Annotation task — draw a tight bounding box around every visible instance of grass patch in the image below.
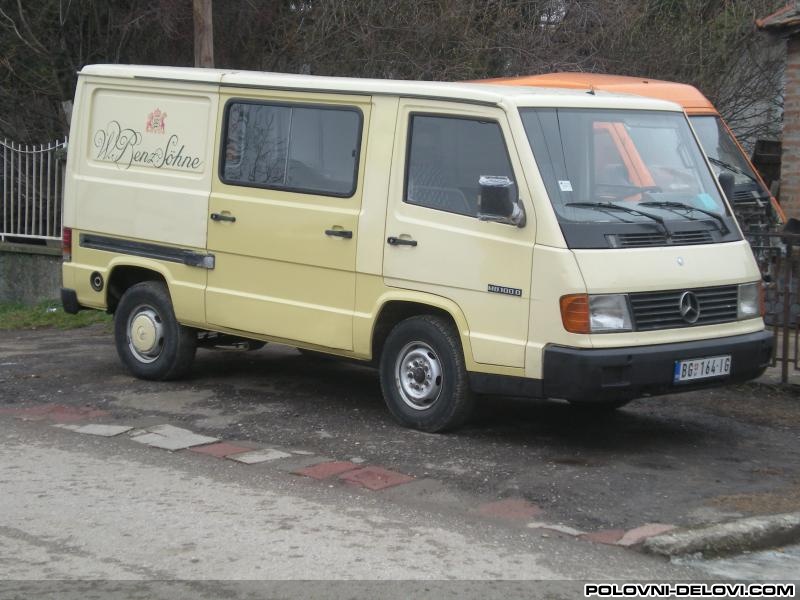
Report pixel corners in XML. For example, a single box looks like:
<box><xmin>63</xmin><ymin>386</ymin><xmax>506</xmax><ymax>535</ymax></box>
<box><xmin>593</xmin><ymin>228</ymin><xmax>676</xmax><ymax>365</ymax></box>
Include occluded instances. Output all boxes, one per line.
<box><xmin>0</xmin><ymin>300</ymin><xmax>111</xmax><ymax>330</ymax></box>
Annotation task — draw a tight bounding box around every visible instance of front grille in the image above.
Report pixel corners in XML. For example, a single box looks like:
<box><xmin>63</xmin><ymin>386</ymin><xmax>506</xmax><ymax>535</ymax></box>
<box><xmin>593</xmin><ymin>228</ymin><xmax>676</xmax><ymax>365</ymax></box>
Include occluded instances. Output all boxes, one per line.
<box><xmin>629</xmin><ymin>285</ymin><xmax>739</xmax><ymax>331</ymax></box>
<box><xmin>614</xmin><ymin>230</ymin><xmax>713</xmax><ymax>248</ymax></box>
<box><xmin>614</xmin><ymin>232</ymin><xmax>664</xmax><ymax>247</ymax></box>
<box><xmin>672</xmin><ymin>230</ymin><xmax>714</xmax><ymax>245</ymax></box>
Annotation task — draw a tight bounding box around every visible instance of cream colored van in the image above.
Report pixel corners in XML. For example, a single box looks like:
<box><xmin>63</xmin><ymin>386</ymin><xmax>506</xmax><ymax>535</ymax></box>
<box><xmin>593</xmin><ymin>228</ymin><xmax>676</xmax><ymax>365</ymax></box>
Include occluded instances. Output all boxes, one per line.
<box><xmin>62</xmin><ymin>65</ymin><xmax>773</xmax><ymax>431</ymax></box>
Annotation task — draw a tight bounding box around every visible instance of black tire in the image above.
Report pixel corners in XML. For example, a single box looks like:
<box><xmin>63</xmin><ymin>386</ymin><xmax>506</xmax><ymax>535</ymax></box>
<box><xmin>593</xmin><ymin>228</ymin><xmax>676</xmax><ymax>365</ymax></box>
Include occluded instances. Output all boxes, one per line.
<box><xmin>379</xmin><ymin>315</ymin><xmax>475</xmax><ymax>432</ymax></box>
<box><xmin>114</xmin><ymin>281</ymin><xmax>196</xmax><ymax>380</ymax></box>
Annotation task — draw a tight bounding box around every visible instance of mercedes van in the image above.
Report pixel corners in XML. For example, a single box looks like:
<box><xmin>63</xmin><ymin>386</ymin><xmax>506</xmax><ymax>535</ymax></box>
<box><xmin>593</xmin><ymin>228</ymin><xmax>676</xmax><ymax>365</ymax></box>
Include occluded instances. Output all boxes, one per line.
<box><xmin>61</xmin><ymin>65</ymin><xmax>772</xmax><ymax>431</ymax></box>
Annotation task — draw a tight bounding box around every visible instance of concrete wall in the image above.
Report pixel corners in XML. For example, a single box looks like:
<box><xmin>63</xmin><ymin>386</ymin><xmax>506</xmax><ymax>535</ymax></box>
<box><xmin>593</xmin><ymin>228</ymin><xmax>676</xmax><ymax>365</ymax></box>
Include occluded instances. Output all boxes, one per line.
<box><xmin>0</xmin><ymin>243</ymin><xmax>62</xmax><ymax>304</ymax></box>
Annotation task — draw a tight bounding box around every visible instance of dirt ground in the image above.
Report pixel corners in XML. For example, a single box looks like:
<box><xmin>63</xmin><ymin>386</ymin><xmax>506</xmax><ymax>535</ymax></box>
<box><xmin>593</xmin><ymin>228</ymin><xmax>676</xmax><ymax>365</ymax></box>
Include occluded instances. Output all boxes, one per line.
<box><xmin>2</xmin><ymin>324</ymin><xmax>799</xmax><ymax>534</ymax></box>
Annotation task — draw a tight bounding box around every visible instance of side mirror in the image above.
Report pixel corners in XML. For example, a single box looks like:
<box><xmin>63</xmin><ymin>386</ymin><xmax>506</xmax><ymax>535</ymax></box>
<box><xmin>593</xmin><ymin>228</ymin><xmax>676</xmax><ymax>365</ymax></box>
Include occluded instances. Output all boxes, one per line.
<box><xmin>718</xmin><ymin>172</ymin><xmax>735</xmax><ymax>203</ymax></box>
<box><xmin>477</xmin><ymin>175</ymin><xmax>526</xmax><ymax>227</ymax></box>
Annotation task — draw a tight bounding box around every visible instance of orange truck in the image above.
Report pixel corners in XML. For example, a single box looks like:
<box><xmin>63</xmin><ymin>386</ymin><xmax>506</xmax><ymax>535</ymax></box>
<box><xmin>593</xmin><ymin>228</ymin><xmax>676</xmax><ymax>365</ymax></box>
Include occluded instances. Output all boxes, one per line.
<box><xmin>480</xmin><ymin>73</ymin><xmax>785</xmax><ymax>231</ymax></box>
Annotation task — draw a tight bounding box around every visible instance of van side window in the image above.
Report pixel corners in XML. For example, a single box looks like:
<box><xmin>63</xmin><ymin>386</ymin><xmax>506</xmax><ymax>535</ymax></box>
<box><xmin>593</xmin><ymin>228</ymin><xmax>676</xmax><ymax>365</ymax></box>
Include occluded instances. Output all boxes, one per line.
<box><xmin>405</xmin><ymin>115</ymin><xmax>517</xmax><ymax>217</ymax></box>
<box><xmin>221</xmin><ymin>101</ymin><xmax>361</xmax><ymax>197</ymax></box>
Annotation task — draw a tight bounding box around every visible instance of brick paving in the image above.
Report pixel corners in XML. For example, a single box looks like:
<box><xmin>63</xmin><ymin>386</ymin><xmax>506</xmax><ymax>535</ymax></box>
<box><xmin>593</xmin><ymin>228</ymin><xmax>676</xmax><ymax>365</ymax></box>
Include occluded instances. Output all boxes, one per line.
<box><xmin>39</xmin><ymin>408</ymin><xmax>680</xmax><ymax>556</ymax></box>
<box><xmin>581</xmin><ymin>529</ymin><xmax>626</xmax><ymax>545</ymax></box>
<box><xmin>190</xmin><ymin>442</ymin><xmax>252</xmax><ymax>458</ymax></box>
<box><xmin>617</xmin><ymin>523</ymin><xmax>676</xmax><ymax>547</ymax></box>
<box><xmin>294</xmin><ymin>461</ymin><xmax>360</xmax><ymax>480</ymax></box>
<box><xmin>0</xmin><ymin>404</ymin><xmax>109</xmax><ymax>422</ymax></box>
<box><xmin>478</xmin><ymin>498</ymin><xmax>543</xmax><ymax>520</ymax></box>
<box><xmin>339</xmin><ymin>466</ymin><xmax>415</xmax><ymax>491</ymax></box>
<box><xmin>227</xmin><ymin>448</ymin><xmax>292</xmax><ymax>464</ymax></box>
<box><xmin>130</xmin><ymin>424</ymin><xmax>218</xmax><ymax>451</ymax></box>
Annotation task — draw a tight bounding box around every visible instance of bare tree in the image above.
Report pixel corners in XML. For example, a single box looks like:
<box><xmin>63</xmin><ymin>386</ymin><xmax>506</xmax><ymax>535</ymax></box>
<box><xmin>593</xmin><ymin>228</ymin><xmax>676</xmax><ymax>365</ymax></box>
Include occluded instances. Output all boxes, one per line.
<box><xmin>0</xmin><ymin>0</ymin><xmax>787</xmax><ymax>148</ymax></box>
<box><xmin>560</xmin><ymin>0</ymin><xmax>785</xmax><ymax>148</ymax></box>
<box><xmin>193</xmin><ymin>0</ymin><xmax>214</xmax><ymax>68</ymax></box>
<box><xmin>0</xmin><ymin>0</ymin><xmax>192</xmax><ymax>140</ymax></box>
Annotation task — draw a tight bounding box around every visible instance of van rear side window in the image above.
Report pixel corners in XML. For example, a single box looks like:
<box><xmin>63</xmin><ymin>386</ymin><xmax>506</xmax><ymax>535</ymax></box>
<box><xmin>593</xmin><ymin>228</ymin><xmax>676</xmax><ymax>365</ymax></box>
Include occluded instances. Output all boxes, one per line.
<box><xmin>221</xmin><ymin>101</ymin><xmax>362</xmax><ymax>197</ymax></box>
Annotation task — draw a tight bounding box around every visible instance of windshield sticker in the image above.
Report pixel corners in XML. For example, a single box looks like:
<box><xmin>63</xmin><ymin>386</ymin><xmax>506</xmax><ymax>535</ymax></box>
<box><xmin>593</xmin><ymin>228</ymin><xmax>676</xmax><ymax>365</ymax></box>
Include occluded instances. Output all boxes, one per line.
<box><xmin>695</xmin><ymin>193</ymin><xmax>717</xmax><ymax>211</ymax></box>
<box><xmin>558</xmin><ymin>180</ymin><xmax>573</xmax><ymax>192</ymax></box>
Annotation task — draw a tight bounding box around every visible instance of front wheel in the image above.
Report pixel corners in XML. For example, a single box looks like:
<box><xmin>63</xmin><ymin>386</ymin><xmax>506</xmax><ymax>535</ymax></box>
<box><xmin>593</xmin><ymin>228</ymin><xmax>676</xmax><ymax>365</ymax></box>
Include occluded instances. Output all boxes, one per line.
<box><xmin>379</xmin><ymin>315</ymin><xmax>475</xmax><ymax>432</ymax></box>
<box><xmin>114</xmin><ymin>281</ymin><xmax>197</xmax><ymax>380</ymax></box>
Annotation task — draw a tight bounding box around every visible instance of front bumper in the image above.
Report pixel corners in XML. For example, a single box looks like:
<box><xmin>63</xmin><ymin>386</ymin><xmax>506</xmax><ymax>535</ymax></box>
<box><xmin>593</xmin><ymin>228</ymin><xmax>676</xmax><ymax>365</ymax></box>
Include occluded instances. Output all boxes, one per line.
<box><xmin>542</xmin><ymin>330</ymin><xmax>773</xmax><ymax>402</ymax></box>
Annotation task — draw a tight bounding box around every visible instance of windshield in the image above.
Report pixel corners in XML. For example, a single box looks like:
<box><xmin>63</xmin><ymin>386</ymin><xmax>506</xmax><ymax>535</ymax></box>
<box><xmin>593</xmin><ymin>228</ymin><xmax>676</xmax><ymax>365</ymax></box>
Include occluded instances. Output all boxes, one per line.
<box><xmin>690</xmin><ymin>115</ymin><xmax>767</xmax><ymax>193</ymax></box>
<box><xmin>521</xmin><ymin>108</ymin><xmax>730</xmax><ymax>225</ymax></box>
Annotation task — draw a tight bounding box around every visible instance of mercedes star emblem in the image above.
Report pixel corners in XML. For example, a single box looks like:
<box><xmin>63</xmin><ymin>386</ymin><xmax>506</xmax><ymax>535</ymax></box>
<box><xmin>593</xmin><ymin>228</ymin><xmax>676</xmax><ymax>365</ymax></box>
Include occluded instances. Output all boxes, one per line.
<box><xmin>679</xmin><ymin>291</ymin><xmax>700</xmax><ymax>324</ymax></box>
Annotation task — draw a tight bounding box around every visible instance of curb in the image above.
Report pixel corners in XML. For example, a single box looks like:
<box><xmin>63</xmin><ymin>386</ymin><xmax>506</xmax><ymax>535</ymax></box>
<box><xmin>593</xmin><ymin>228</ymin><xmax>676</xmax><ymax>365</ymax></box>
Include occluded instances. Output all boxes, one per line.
<box><xmin>643</xmin><ymin>512</ymin><xmax>800</xmax><ymax>558</ymax></box>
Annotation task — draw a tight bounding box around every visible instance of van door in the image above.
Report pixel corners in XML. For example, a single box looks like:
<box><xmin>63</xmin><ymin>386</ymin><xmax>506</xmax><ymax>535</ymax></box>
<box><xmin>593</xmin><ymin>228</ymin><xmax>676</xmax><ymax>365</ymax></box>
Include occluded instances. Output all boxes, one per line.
<box><xmin>206</xmin><ymin>91</ymin><xmax>370</xmax><ymax>350</ymax></box>
<box><xmin>383</xmin><ymin>102</ymin><xmax>535</xmax><ymax>367</ymax></box>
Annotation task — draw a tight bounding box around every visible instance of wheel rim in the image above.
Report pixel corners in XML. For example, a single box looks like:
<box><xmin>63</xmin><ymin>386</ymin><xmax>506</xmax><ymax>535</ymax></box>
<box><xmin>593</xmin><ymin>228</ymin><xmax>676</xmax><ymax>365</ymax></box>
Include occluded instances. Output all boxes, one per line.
<box><xmin>127</xmin><ymin>304</ymin><xmax>165</xmax><ymax>364</ymax></box>
<box><xmin>394</xmin><ymin>341</ymin><xmax>443</xmax><ymax>410</ymax></box>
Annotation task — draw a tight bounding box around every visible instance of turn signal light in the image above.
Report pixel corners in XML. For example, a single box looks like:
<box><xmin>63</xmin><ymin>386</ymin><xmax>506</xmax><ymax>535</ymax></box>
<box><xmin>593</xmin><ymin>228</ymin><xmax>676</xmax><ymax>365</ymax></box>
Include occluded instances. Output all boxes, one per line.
<box><xmin>759</xmin><ymin>281</ymin><xmax>766</xmax><ymax>317</ymax></box>
<box><xmin>560</xmin><ymin>294</ymin><xmax>590</xmax><ymax>334</ymax></box>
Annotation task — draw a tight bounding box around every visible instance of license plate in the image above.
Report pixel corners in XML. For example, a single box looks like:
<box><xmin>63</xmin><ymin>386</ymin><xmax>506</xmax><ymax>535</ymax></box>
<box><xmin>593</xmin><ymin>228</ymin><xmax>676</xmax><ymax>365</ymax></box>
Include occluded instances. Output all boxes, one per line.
<box><xmin>674</xmin><ymin>355</ymin><xmax>731</xmax><ymax>383</ymax></box>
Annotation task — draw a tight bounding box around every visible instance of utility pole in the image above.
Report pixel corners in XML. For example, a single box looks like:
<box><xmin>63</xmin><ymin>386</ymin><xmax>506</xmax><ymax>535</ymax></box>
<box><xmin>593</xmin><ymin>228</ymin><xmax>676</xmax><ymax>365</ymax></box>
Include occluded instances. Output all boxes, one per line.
<box><xmin>193</xmin><ymin>0</ymin><xmax>214</xmax><ymax>68</ymax></box>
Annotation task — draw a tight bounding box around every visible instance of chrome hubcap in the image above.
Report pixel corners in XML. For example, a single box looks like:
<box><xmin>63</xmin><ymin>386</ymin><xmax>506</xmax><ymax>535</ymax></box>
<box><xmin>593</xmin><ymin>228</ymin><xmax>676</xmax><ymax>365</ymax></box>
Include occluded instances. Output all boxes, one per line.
<box><xmin>395</xmin><ymin>341</ymin><xmax>443</xmax><ymax>410</ymax></box>
<box><xmin>127</xmin><ymin>305</ymin><xmax>164</xmax><ymax>363</ymax></box>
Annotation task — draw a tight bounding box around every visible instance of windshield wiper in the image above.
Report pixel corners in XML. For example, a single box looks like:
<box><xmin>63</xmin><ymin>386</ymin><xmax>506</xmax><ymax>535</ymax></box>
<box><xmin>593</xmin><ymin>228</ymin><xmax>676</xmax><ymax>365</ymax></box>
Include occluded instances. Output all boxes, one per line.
<box><xmin>561</xmin><ymin>202</ymin><xmax>635</xmax><ymax>224</ymax></box>
<box><xmin>707</xmin><ymin>156</ymin><xmax>759</xmax><ymax>185</ymax></box>
<box><xmin>565</xmin><ymin>202</ymin><xmax>671</xmax><ymax>236</ymax></box>
<box><xmin>638</xmin><ymin>201</ymin><xmax>730</xmax><ymax>235</ymax></box>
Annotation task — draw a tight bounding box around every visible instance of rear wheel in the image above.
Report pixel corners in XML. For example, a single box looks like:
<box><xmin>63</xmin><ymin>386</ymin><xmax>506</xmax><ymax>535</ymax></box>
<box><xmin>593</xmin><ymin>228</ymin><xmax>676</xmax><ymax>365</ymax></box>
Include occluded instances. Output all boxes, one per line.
<box><xmin>114</xmin><ymin>281</ymin><xmax>196</xmax><ymax>380</ymax></box>
<box><xmin>379</xmin><ymin>315</ymin><xmax>475</xmax><ymax>432</ymax></box>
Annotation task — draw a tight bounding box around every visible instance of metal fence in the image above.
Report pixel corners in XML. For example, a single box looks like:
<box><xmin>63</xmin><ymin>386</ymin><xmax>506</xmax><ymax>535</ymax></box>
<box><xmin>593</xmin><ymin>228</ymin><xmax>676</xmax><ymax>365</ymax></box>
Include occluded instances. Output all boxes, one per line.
<box><xmin>1</xmin><ymin>137</ymin><xmax>67</xmax><ymax>243</ymax></box>
<box><xmin>746</xmin><ymin>230</ymin><xmax>800</xmax><ymax>384</ymax></box>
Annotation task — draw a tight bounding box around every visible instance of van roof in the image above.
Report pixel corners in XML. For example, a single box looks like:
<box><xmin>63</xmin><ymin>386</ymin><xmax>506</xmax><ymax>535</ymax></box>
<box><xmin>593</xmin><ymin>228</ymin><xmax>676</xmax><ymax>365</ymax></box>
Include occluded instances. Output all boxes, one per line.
<box><xmin>479</xmin><ymin>72</ymin><xmax>717</xmax><ymax>114</ymax></box>
<box><xmin>79</xmin><ymin>64</ymin><xmax>683</xmax><ymax>113</ymax></box>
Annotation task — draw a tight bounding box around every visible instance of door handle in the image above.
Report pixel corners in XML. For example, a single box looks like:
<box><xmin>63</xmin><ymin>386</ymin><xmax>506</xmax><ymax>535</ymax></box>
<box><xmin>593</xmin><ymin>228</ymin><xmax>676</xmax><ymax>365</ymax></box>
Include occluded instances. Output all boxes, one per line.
<box><xmin>387</xmin><ymin>236</ymin><xmax>418</xmax><ymax>247</ymax></box>
<box><xmin>210</xmin><ymin>212</ymin><xmax>236</xmax><ymax>223</ymax></box>
<box><xmin>325</xmin><ymin>228</ymin><xmax>353</xmax><ymax>239</ymax></box>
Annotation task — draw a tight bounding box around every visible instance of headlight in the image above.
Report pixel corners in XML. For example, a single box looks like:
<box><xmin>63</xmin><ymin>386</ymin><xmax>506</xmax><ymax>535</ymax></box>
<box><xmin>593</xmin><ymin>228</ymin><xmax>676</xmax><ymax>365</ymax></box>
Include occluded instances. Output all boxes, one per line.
<box><xmin>589</xmin><ymin>294</ymin><xmax>633</xmax><ymax>332</ymax></box>
<box><xmin>560</xmin><ymin>293</ymin><xmax>633</xmax><ymax>333</ymax></box>
<box><xmin>738</xmin><ymin>282</ymin><xmax>762</xmax><ymax>320</ymax></box>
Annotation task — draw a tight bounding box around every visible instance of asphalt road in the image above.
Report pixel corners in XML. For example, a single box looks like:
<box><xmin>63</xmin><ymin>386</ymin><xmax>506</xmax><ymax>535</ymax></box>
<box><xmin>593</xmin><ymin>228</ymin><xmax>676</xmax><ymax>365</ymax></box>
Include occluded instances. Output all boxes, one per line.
<box><xmin>1</xmin><ymin>324</ymin><xmax>799</xmax><ymax>588</ymax></box>
<box><xmin>0</xmin><ymin>417</ymin><xmax>700</xmax><ymax>584</ymax></box>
